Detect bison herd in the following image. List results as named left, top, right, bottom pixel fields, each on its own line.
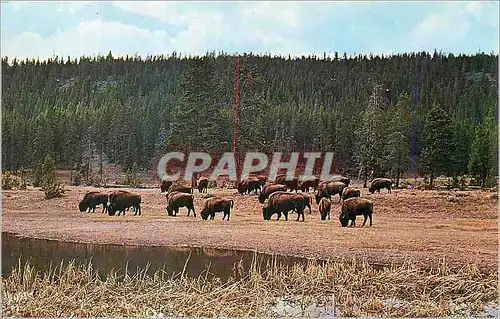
left=78, top=175, right=394, bottom=227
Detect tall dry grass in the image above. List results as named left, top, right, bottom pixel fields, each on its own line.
left=1, top=256, right=497, bottom=317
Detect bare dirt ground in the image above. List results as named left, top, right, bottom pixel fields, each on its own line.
left=2, top=184, right=498, bottom=272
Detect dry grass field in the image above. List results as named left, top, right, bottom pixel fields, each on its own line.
left=2, top=183, right=498, bottom=272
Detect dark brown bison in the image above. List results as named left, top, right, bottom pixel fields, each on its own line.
left=262, top=191, right=308, bottom=222
left=160, top=180, right=173, bottom=193
left=369, top=178, right=392, bottom=194
left=79, top=191, right=108, bottom=213
left=342, top=187, right=361, bottom=200
left=296, top=192, right=312, bottom=214
left=319, top=197, right=332, bottom=221
left=299, top=177, right=320, bottom=192
left=108, top=191, right=141, bottom=216
left=315, top=181, right=347, bottom=204
left=275, top=174, right=299, bottom=192
left=200, top=197, right=234, bottom=221
left=339, top=198, right=373, bottom=227
left=258, top=183, right=288, bottom=203
left=167, top=184, right=193, bottom=194
left=251, top=174, right=268, bottom=188
left=197, top=177, right=209, bottom=193
left=330, top=175, right=350, bottom=187
left=166, top=191, right=195, bottom=217
left=237, top=177, right=261, bottom=195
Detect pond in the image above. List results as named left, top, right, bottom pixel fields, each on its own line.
left=2, top=232, right=317, bottom=280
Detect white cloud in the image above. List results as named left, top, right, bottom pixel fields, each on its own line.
left=1, top=19, right=171, bottom=60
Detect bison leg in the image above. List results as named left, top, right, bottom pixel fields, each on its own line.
left=362, top=215, right=367, bottom=226
left=284, top=212, right=288, bottom=221
left=369, top=214, right=372, bottom=226
left=328, top=211, right=331, bottom=220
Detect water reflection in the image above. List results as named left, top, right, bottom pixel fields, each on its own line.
left=2, top=232, right=314, bottom=280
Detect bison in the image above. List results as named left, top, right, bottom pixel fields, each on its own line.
left=108, top=191, right=141, bottom=216
left=339, top=198, right=373, bottom=227
left=167, top=184, right=193, bottom=194
left=197, top=177, right=209, bottom=193
left=342, top=187, right=361, bottom=201
left=251, top=175, right=268, bottom=188
left=258, top=183, right=288, bottom=203
left=369, top=178, right=392, bottom=194
left=275, top=174, right=299, bottom=192
left=79, top=191, right=108, bottom=214
left=262, top=191, right=308, bottom=222
left=299, top=177, right=320, bottom=192
left=296, top=192, right=312, bottom=214
left=237, top=177, right=261, bottom=195
left=200, top=197, right=234, bottom=221
left=315, top=181, right=347, bottom=204
left=330, top=175, right=350, bottom=187
left=166, top=191, right=195, bottom=217
left=160, top=180, right=173, bottom=193
left=319, top=197, right=332, bottom=221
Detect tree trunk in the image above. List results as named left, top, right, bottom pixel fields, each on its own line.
left=396, top=166, right=401, bottom=188
left=363, top=165, right=368, bottom=188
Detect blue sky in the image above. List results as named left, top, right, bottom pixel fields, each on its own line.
left=1, top=1, right=498, bottom=60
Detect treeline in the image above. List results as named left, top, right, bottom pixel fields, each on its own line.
left=1, top=50, right=498, bottom=186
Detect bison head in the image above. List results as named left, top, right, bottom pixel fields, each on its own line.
left=262, top=207, right=271, bottom=220
left=339, top=213, right=349, bottom=227
left=368, top=187, right=375, bottom=194
left=320, top=210, right=328, bottom=221
left=200, top=208, right=210, bottom=220
left=107, top=204, right=116, bottom=216
left=166, top=206, right=174, bottom=216
left=258, top=193, right=266, bottom=204
left=78, top=201, right=88, bottom=212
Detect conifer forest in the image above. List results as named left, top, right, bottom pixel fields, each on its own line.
left=1, top=51, right=498, bottom=186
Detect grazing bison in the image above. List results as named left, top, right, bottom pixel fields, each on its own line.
left=262, top=191, right=308, bottom=222
left=167, top=184, right=193, bottom=194
left=166, top=191, right=195, bottom=217
left=237, top=177, right=261, bottom=195
left=258, top=183, right=288, bottom=203
left=330, top=175, right=350, bottom=187
left=79, top=191, right=108, bottom=214
left=342, top=187, right=361, bottom=201
left=299, top=177, right=320, bottom=192
left=200, top=197, right=234, bottom=221
left=315, top=181, right=347, bottom=204
left=197, top=177, right=209, bottom=193
left=369, top=178, right=392, bottom=194
left=339, top=198, right=373, bottom=227
left=108, top=191, right=141, bottom=216
left=160, top=180, right=173, bottom=193
left=275, top=174, right=299, bottom=192
left=319, top=197, right=332, bottom=221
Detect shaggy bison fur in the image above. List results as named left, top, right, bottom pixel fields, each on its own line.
left=197, top=177, right=209, bottom=193
left=237, top=177, right=261, bottom=195
left=330, top=175, right=350, bottom=187
left=262, top=191, right=308, bottom=222
left=299, top=177, right=320, bottom=192
left=79, top=191, right=108, bottom=214
left=315, top=181, right=347, bottom=204
left=369, top=178, right=392, bottom=194
left=108, top=191, right=141, bottom=216
left=166, top=191, right=196, bottom=217
left=342, top=187, right=361, bottom=200
left=200, top=197, right=234, bottom=221
left=167, top=185, right=193, bottom=194
left=339, top=198, right=373, bottom=227
left=258, top=183, right=288, bottom=203
left=160, top=180, right=173, bottom=193
left=319, top=197, right=332, bottom=221
left=275, top=174, right=299, bottom=192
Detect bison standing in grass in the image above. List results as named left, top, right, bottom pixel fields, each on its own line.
left=237, top=177, right=261, bottom=195
left=339, top=198, right=373, bottom=227
left=299, top=177, right=320, bottom=192
left=79, top=191, right=109, bottom=214
left=160, top=180, right=173, bottom=193
left=258, top=183, right=288, bottom=203
left=200, top=197, right=234, bottom=221
left=262, top=191, right=308, bottom=222
left=197, top=177, right=209, bottom=193
left=315, top=181, right=347, bottom=204
left=342, top=187, right=361, bottom=201
left=369, top=178, right=392, bottom=194
left=166, top=191, right=196, bottom=217
left=319, top=197, right=332, bottom=221
left=108, top=191, right=142, bottom=216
